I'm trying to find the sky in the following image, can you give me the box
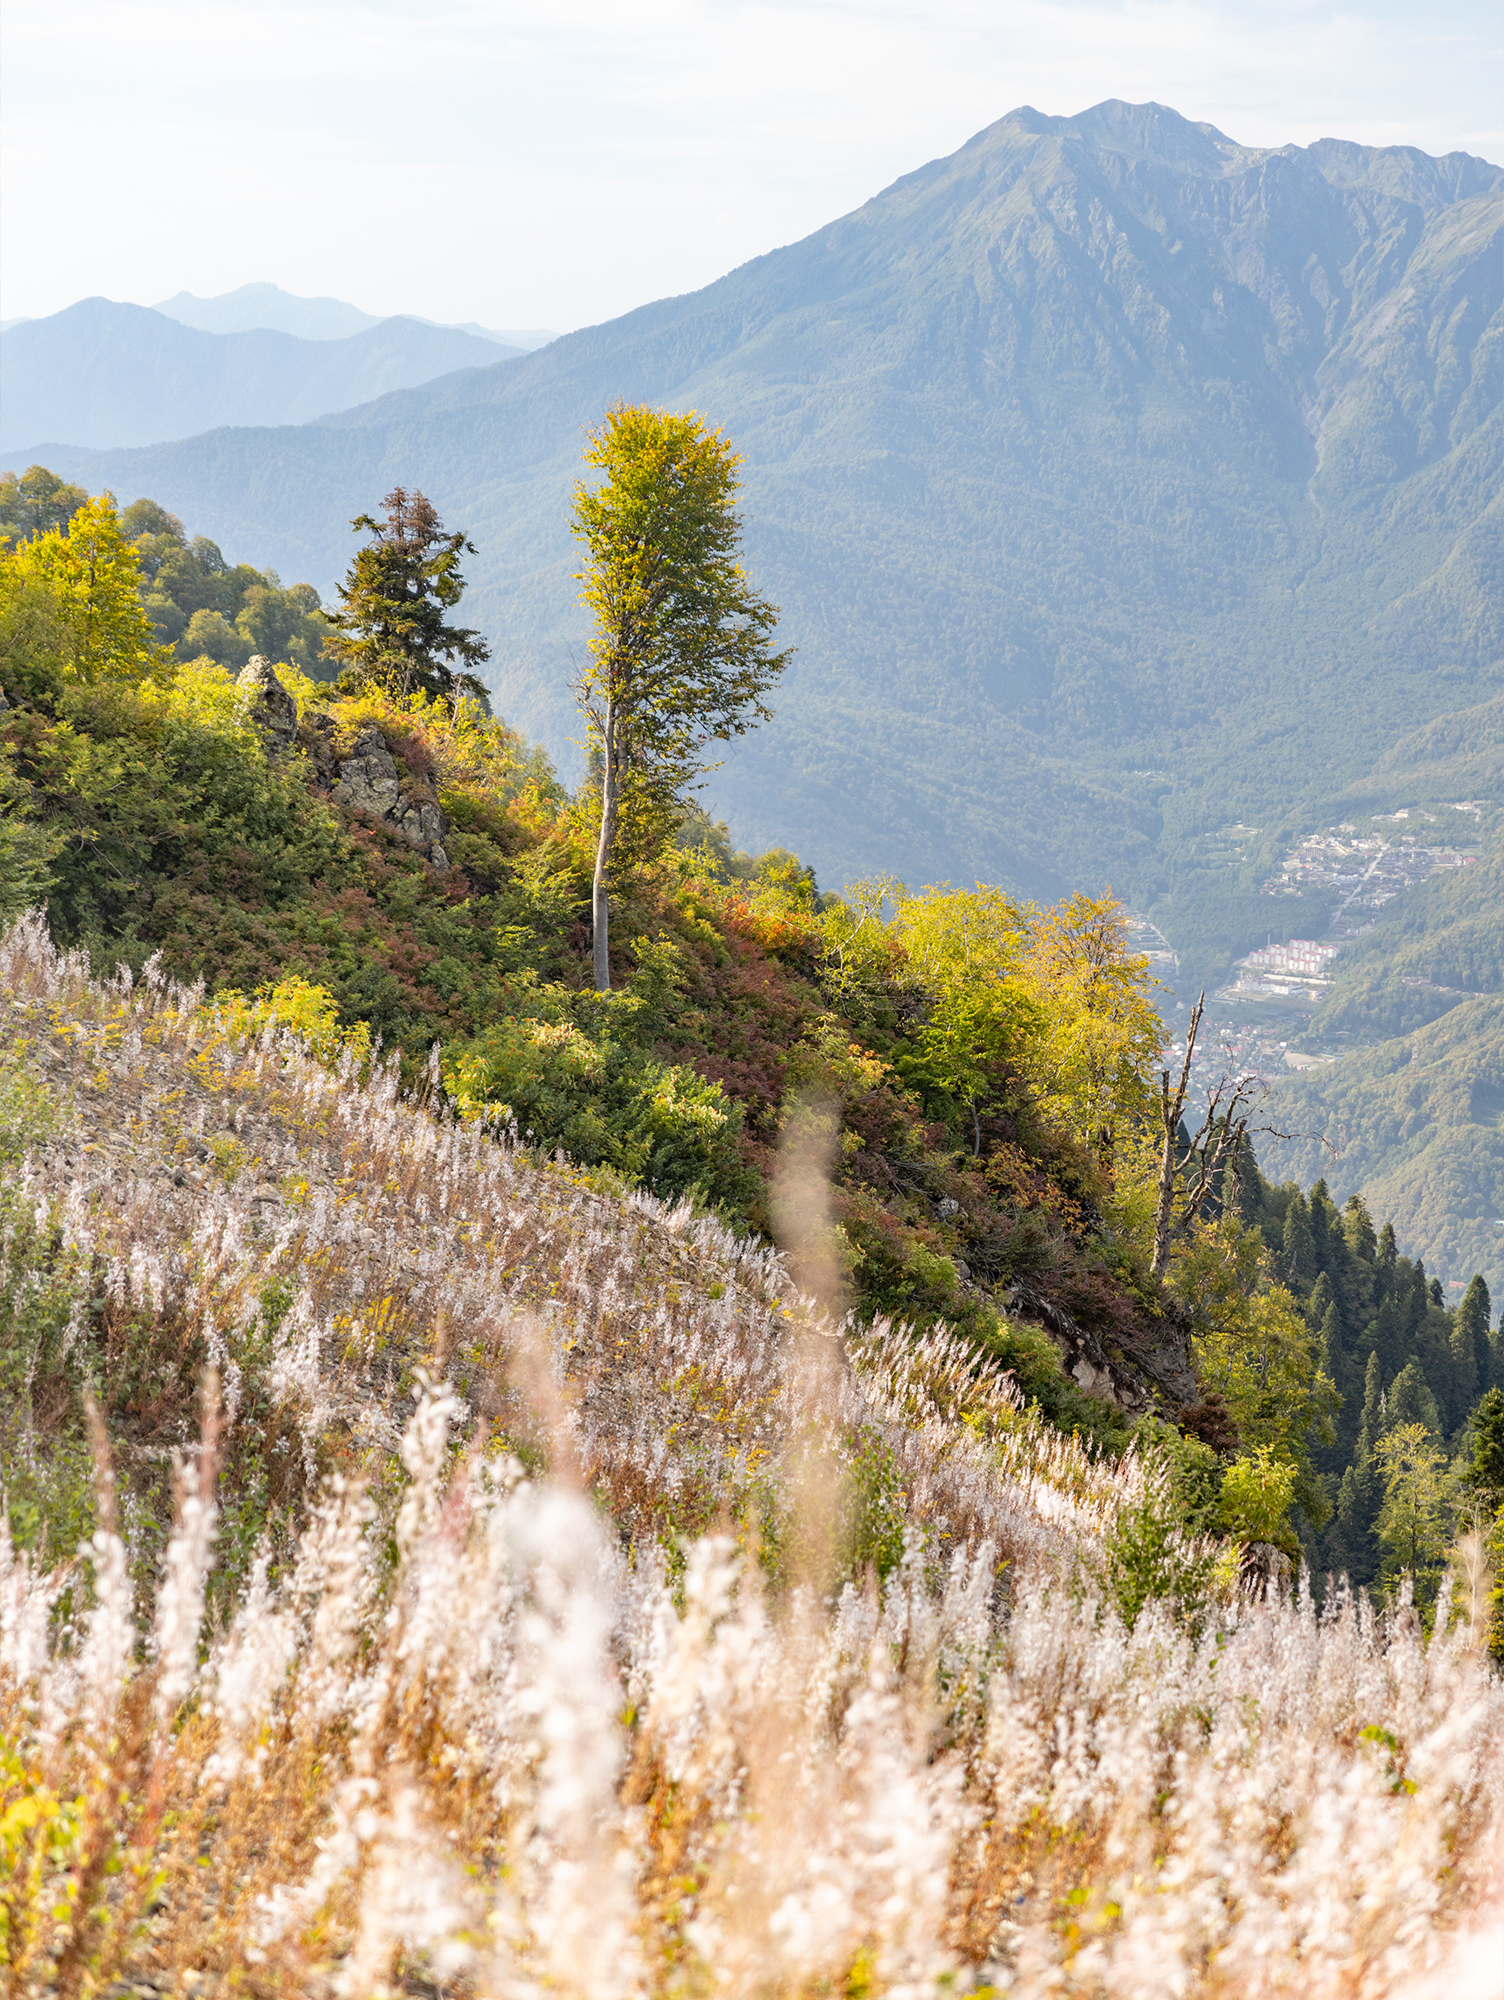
[3,0,1500,334]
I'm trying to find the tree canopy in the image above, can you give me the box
[3,494,166,686]
[0,464,89,544]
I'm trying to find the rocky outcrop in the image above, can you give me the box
[236,655,298,756]
[1239,1541,1294,1600]
[329,721,451,871]
[1005,1276,1200,1418]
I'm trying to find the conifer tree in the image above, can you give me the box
[1358,1350,1383,1451]
[1308,1178,1336,1268]
[1454,1274,1493,1397]
[1464,1387,1504,1514]
[1282,1194,1316,1289]
[1343,1194,1377,1263]
[1307,1270,1336,1321]
[1449,1279,1481,1422]
[1387,1360,1442,1438]
[1371,1297,1405,1383]
[1320,1302,1345,1403]
[1331,1350,1386,1583]
[323,487,490,704]
[1461,1387,1504,1664]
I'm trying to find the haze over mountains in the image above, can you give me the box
[15,102,1502,953]
[0,299,527,452]
[147,282,557,349]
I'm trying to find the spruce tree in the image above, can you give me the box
[1464,1387,1504,1513]
[1386,1360,1442,1439]
[1308,1178,1336,1270]
[1320,1303,1345,1401]
[1360,1350,1383,1440]
[1371,1298,1404,1382]
[323,487,491,704]
[1454,1274,1493,1396]
[1332,1351,1386,1584]
[1343,1195,1377,1264]
[1449,1280,1481,1422]
[1282,1194,1316,1290]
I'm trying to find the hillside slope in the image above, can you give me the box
[23,101,1502,957]
[0,300,518,451]
[5,913,1500,1997]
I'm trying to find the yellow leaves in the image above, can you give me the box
[206,1134,250,1186]
[829,878,1163,1161]
[134,653,264,754]
[205,975,373,1075]
[0,1748,83,1970]
[4,493,168,685]
[1014,891,1163,1148]
[1219,1446,1300,1543]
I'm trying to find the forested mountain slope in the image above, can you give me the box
[1254,818,1504,1300]
[0,299,517,452]
[22,101,1501,970]
[1269,996,1504,1307]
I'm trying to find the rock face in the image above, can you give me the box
[330,721,451,870]
[236,655,298,756]
[1005,1276,1200,1418]
[1240,1541,1295,1600]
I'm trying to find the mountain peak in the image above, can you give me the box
[1065,97,1235,169]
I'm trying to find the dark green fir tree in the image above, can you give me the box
[323,486,491,705]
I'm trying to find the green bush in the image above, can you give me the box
[1105,1468,1218,1630]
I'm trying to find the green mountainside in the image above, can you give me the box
[1256,818,1504,1301]
[1270,997,1504,1306]
[20,101,1500,981]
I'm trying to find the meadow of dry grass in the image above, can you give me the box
[1,911,1501,1997]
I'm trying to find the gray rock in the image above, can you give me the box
[237,656,298,755]
[333,722,451,871]
[1239,1541,1294,1600]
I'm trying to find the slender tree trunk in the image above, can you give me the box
[591,700,619,993]
[1152,992,1204,1280]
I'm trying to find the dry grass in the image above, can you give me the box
[1,912,1501,1997]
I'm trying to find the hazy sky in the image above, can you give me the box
[3,0,1499,332]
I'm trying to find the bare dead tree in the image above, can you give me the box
[1151,993,1303,1279]
[1152,993,1203,1280]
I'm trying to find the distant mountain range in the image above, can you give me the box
[148,282,557,350]
[13,103,1502,970]
[0,300,529,452]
